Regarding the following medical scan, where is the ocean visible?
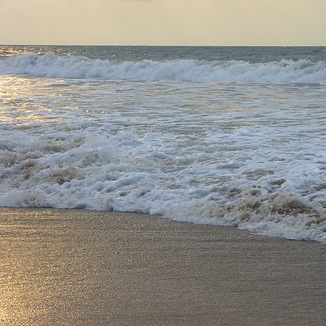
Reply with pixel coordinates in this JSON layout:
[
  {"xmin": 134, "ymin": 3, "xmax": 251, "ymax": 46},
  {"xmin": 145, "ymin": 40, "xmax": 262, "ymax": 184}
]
[{"xmin": 0, "ymin": 45, "xmax": 326, "ymax": 243}]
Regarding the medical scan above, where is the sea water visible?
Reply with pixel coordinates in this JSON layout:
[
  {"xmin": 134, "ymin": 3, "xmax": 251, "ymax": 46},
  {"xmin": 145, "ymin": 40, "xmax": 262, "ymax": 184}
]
[{"xmin": 0, "ymin": 45, "xmax": 326, "ymax": 243}]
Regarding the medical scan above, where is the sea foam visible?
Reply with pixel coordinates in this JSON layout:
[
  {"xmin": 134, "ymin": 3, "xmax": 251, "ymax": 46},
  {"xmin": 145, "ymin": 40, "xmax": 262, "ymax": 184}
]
[{"xmin": 1, "ymin": 123, "xmax": 326, "ymax": 243}]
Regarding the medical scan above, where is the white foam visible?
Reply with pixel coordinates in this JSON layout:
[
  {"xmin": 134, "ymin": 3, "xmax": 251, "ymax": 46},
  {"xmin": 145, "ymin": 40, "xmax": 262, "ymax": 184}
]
[
  {"xmin": 0, "ymin": 71, "xmax": 326, "ymax": 243},
  {"xmin": 1, "ymin": 122, "xmax": 325, "ymax": 243},
  {"xmin": 1, "ymin": 53, "xmax": 326, "ymax": 84}
]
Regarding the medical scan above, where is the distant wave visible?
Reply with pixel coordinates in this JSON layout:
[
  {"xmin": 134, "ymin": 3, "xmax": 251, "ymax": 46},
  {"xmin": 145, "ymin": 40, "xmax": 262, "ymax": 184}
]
[{"xmin": 1, "ymin": 53, "xmax": 326, "ymax": 84}]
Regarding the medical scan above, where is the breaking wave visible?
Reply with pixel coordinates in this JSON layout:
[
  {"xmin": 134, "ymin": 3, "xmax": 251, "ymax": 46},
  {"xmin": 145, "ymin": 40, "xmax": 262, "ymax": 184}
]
[
  {"xmin": 1, "ymin": 53, "xmax": 326, "ymax": 84},
  {"xmin": 1, "ymin": 128, "xmax": 326, "ymax": 243}
]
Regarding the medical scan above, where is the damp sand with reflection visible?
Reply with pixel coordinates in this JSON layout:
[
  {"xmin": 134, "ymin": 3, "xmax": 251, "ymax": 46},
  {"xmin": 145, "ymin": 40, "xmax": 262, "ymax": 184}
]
[{"xmin": 1, "ymin": 207, "xmax": 325, "ymax": 326}]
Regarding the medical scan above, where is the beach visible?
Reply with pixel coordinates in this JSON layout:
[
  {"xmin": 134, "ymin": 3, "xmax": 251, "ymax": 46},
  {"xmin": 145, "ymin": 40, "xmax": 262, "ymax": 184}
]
[{"xmin": 1, "ymin": 207, "xmax": 325, "ymax": 325}]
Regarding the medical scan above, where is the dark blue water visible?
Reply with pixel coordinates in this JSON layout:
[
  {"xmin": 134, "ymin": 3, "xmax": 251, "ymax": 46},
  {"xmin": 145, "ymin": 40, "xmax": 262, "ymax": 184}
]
[{"xmin": 1, "ymin": 45, "xmax": 325, "ymax": 63}]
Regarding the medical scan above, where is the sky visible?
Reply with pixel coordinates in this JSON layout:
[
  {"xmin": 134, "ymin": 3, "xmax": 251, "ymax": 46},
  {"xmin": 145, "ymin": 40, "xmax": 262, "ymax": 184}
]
[{"xmin": 0, "ymin": 0, "xmax": 325, "ymax": 46}]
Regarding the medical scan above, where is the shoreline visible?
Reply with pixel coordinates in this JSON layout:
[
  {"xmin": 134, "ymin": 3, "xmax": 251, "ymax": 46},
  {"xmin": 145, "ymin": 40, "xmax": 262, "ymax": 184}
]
[{"xmin": 1, "ymin": 207, "xmax": 325, "ymax": 325}]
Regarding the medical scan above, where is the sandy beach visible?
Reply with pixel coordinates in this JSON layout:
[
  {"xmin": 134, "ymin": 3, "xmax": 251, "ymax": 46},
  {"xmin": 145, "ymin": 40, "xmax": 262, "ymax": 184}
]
[{"xmin": 1, "ymin": 207, "xmax": 325, "ymax": 325}]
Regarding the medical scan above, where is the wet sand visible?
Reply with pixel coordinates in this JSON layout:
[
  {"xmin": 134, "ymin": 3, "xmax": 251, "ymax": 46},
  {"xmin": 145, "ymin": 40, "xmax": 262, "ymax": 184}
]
[{"xmin": 0, "ymin": 207, "xmax": 325, "ymax": 325}]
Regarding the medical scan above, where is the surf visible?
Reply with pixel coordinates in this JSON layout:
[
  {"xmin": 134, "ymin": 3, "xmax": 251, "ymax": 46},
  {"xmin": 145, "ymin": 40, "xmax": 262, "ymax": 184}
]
[{"xmin": 1, "ymin": 52, "xmax": 326, "ymax": 84}]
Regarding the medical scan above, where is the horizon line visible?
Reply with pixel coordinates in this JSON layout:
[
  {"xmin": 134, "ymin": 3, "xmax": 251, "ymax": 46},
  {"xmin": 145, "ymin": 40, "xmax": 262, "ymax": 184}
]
[{"xmin": 1, "ymin": 44, "xmax": 325, "ymax": 47}]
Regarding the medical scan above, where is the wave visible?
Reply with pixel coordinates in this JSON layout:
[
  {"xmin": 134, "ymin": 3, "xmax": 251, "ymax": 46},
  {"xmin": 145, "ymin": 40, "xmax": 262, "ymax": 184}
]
[
  {"xmin": 1, "ymin": 53, "xmax": 326, "ymax": 84},
  {"xmin": 1, "ymin": 128, "xmax": 326, "ymax": 243}
]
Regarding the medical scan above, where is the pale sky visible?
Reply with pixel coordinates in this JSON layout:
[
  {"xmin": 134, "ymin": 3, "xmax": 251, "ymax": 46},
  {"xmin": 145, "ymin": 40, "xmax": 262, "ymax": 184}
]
[{"xmin": 0, "ymin": 0, "xmax": 325, "ymax": 46}]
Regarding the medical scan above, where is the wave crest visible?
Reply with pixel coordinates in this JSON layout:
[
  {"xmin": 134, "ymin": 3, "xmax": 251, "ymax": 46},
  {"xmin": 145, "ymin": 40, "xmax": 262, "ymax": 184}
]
[{"xmin": 1, "ymin": 53, "xmax": 326, "ymax": 84}]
